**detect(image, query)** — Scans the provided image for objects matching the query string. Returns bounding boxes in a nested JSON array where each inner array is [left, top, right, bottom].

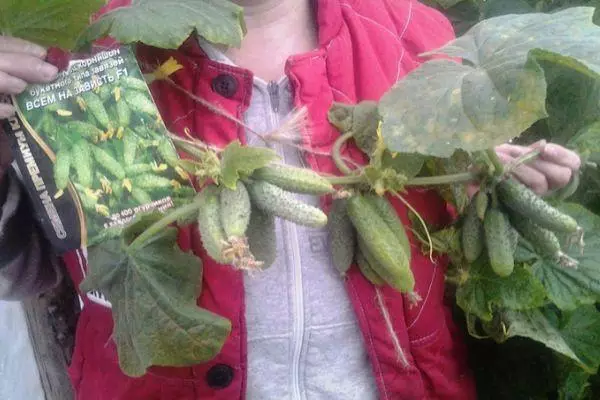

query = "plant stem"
[[487, 148, 504, 176], [129, 200, 202, 250], [503, 148, 541, 176], [405, 172, 478, 186], [326, 175, 365, 185], [332, 131, 356, 175]]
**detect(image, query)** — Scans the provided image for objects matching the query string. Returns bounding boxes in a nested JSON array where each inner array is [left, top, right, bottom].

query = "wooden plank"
[[22, 277, 80, 400]]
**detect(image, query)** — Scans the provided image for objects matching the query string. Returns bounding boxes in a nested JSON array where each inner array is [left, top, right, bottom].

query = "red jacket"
[[63, 0, 477, 398]]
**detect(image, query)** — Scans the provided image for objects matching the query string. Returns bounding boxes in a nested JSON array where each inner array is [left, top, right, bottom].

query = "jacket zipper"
[[267, 80, 304, 400]]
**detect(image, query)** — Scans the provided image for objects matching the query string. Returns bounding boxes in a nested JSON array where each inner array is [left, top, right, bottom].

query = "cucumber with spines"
[[497, 179, 579, 233], [484, 208, 515, 277], [328, 198, 356, 276], [247, 180, 327, 228]]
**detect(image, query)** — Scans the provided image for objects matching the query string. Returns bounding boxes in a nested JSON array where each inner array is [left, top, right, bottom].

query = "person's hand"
[[495, 140, 581, 195], [0, 36, 58, 119]]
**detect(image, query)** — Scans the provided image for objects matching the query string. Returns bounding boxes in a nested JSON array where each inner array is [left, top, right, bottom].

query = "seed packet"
[[1, 46, 194, 253]]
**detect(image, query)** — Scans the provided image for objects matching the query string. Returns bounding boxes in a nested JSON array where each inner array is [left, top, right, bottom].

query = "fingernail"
[[40, 63, 58, 81], [544, 143, 559, 158], [532, 139, 547, 149]]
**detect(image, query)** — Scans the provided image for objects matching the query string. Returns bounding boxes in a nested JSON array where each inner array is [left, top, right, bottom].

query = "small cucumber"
[[64, 121, 103, 142], [364, 194, 411, 259], [196, 186, 229, 264], [497, 179, 579, 233], [132, 174, 173, 189], [247, 180, 328, 228], [125, 163, 155, 176], [124, 90, 157, 115], [53, 147, 72, 191], [246, 206, 277, 269], [220, 181, 251, 239], [484, 208, 515, 277], [92, 146, 126, 179], [71, 140, 93, 188], [121, 76, 149, 92], [252, 164, 334, 195], [347, 195, 414, 293], [462, 200, 485, 263], [356, 244, 385, 286], [475, 190, 489, 221], [131, 187, 152, 205], [123, 128, 138, 166], [328, 198, 356, 276], [157, 138, 180, 168], [81, 92, 112, 130], [116, 99, 132, 127], [509, 215, 561, 259]]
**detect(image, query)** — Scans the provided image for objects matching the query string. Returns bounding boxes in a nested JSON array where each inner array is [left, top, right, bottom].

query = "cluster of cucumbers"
[[462, 177, 582, 276], [329, 193, 417, 299], [196, 163, 334, 269], [38, 75, 192, 216]]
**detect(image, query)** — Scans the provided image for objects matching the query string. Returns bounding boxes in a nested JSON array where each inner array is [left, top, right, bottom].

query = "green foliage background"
[[421, 1, 600, 398]]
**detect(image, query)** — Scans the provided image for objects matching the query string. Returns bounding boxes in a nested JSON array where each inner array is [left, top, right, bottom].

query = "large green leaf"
[[0, 0, 103, 49], [560, 306, 600, 374], [456, 258, 546, 321], [80, 213, 231, 377], [530, 203, 600, 310], [501, 309, 582, 365], [76, 0, 246, 50], [497, 305, 600, 374], [542, 57, 600, 147], [380, 7, 600, 157]]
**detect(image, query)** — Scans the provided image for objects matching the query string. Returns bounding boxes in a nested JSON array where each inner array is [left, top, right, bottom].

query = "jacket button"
[[211, 74, 238, 98], [206, 364, 234, 389]]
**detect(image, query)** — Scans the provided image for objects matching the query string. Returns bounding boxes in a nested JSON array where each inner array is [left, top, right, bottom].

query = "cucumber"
[[71, 140, 93, 188], [132, 174, 173, 189], [92, 146, 126, 180], [220, 181, 251, 239], [247, 180, 328, 228], [497, 179, 579, 233], [462, 200, 485, 263], [196, 186, 229, 264], [364, 194, 411, 259], [328, 198, 356, 276], [124, 90, 157, 115], [123, 129, 138, 167], [252, 164, 334, 195], [81, 92, 112, 130], [53, 147, 72, 191], [347, 195, 414, 293], [355, 244, 385, 286], [484, 208, 515, 277], [509, 215, 561, 259], [475, 190, 489, 221], [246, 206, 277, 269]]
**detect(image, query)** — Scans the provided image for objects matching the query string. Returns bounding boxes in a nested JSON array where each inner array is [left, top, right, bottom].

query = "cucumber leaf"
[[560, 306, 600, 374], [495, 305, 600, 374], [0, 0, 103, 49], [456, 258, 546, 321], [219, 140, 279, 190], [379, 7, 600, 157], [76, 0, 246, 50], [80, 213, 231, 377], [530, 203, 600, 310], [498, 309, 582, 368]]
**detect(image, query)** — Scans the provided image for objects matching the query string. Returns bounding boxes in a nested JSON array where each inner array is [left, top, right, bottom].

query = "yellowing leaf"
[[80, 213, 231, 377], [379, 7, 600, 157]]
